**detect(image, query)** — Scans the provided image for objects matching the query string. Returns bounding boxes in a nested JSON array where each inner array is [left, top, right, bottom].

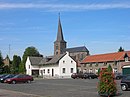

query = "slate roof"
[[46, 53, 66, 64], [81, 51, 130, 63], [28, 53, 66, 65], [65, 46, 89, 53], [55, 16, 66, 43], [29, 57, 43, 65]]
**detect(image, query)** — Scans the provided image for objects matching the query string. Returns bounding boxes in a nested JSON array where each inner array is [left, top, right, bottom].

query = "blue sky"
[[0, 0, 130, 59]]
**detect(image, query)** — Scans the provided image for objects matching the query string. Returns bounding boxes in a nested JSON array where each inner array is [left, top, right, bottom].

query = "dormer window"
[[125, 57, 129, 62]]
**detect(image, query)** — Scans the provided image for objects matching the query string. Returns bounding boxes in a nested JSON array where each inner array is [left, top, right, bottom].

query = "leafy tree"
[[108, 64, 113, 72], [0, 51, 4, 67], [3, 65, 10, 73], [22, 46, 42, 73], [118, 46, 124, 52], [11, 55, 21, 74], [19, 61, 25, 74], [0, 51, 4, 73]]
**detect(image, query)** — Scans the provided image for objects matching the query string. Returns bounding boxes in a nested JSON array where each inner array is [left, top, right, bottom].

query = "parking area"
[[0, 78, 130, 97]]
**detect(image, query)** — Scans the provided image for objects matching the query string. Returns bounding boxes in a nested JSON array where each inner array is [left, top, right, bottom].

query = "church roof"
[[55, 15, 66, 42], [65, 46, 89, 53]]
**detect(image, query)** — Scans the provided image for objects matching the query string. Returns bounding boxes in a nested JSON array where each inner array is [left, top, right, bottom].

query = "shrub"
[[98, 67, 117, 97]]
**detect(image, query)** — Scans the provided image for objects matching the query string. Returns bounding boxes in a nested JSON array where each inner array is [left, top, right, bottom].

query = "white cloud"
[[0, 2, 130, 11]]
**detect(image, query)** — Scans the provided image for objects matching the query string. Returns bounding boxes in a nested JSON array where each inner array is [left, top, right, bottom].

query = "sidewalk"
[[0, 89, 41, 97]]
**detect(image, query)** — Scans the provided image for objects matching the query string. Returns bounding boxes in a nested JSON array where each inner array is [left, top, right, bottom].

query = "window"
[[63, 68, 65, 73], [125, 57, 129, 62], [43, 69, 45, 73], [48, 69, 50, 73], [89, 63, 92, 67], [95, 63, 98, 67], [71, 68, 73, 73], [29, 65, 30, 69], [104, 62, 107, 66], [71, 60, 73, 63], [63, 60, 65, 63]]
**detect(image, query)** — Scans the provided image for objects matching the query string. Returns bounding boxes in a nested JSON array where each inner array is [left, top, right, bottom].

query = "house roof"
[[29, 57, 43, 65], [81, 51, 130, 63], [46, 53, 66, 64], [28, 53, 66, 65], [65, 46, 89, 53]]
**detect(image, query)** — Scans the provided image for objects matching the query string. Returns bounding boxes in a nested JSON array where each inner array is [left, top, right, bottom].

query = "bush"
[[98, 67, 117, 97]]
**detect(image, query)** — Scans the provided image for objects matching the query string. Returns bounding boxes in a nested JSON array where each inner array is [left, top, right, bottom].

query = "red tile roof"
[[81, 51, 130, 63]]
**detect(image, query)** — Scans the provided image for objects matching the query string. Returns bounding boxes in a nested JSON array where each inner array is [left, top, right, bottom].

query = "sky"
[[0, 0, 130, 60]]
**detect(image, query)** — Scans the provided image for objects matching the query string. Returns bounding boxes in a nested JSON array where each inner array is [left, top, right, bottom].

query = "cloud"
[[0, 2, 130, 11]]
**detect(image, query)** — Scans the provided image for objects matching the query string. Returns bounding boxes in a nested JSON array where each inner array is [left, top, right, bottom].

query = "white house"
[[25, 52, 77, 78]]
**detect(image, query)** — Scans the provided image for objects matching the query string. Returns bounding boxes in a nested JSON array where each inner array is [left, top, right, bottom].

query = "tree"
[[11, 55, 21, 74], [0, 51, 4, 67], [118, 46, 124, 52], [108, 64, 112, 72], [22, 46, 42, 73], [98, 67, 117, 97], [0, 51, 4, 73]]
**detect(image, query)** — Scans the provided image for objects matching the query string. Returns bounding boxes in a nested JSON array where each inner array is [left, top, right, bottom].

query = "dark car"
[[71, 73, 87, 79], [0, 74, 7, 78], [4, 74, 34, 84], [114, 73, 123, 80], [120, 75, 130, 91], [0, 74, 16, 83], [86, 73, 98, 79]]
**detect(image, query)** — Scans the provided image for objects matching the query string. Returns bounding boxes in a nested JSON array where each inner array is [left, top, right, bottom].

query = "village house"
[[81, 51, 130, 74], [26, 52, 76, 78]]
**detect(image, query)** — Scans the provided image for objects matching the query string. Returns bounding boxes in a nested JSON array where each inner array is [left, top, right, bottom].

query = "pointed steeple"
[[56, 13, 65, 42], [54, 13, 67, 55]]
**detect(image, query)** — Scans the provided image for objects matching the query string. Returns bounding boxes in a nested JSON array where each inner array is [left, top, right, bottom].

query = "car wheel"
[[121, 85, 127, 91], [116, 77, 119, 80], [12, 80, 16, 84], [27, 80, 31, 83]]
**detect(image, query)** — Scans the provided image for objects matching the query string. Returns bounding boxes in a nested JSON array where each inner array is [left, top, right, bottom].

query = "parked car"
[[86, 73, 98, 79], [71, 72, 98, 79], [0, 74, 16, 83], [114, 73, 123, 80], [71, 73, 84, 79], [120, 75, 130, 91], [4, 74, 34, 84], [0, 74, 7, 78]]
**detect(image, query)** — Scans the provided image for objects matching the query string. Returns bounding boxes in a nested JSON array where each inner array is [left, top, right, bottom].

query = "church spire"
[[56, 13, 65, 42], [54, 13, 67, 55]]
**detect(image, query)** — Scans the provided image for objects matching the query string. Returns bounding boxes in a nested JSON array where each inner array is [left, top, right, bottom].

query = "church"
[[25, 16, 89, 78]]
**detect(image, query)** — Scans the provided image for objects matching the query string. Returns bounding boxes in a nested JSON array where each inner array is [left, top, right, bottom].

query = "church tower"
[[54, 14, 67, 55]]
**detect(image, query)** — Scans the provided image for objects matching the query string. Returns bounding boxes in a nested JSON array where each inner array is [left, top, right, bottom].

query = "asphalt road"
[[0, 78, 130, 97]]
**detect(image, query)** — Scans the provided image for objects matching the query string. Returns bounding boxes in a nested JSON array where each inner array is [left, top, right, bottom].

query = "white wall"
[[59, 52, 77, 78], [25, 57, 32, 75]]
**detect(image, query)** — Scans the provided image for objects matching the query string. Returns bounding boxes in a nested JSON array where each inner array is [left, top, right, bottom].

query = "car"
[[71, 73, 84, 79], [114, 73, 123, 80], [0, 74, 7, 78], [0, 74, 16, 83], [4, 74, 34, 84], [71, 72, 98, 79], [86, 73, 98, 79], [120, 75, 130, 91]]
